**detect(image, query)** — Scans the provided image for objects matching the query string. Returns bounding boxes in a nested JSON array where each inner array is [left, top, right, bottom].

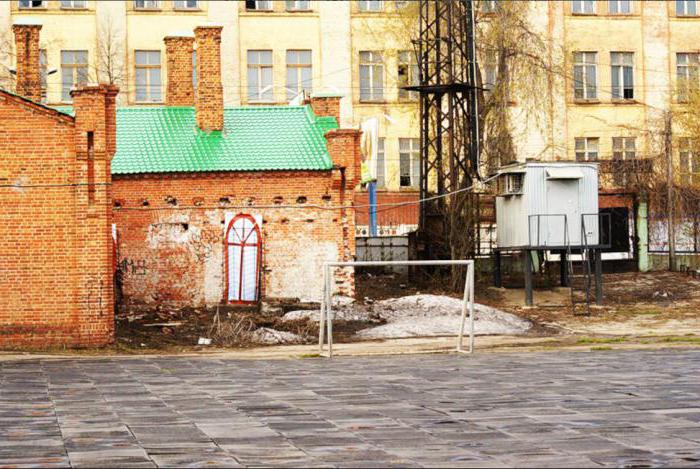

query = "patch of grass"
[[658, 336, 700, 344], [299, 353, 321, 359], [576, 336, 628, 345], [590, 346, 613, 351]]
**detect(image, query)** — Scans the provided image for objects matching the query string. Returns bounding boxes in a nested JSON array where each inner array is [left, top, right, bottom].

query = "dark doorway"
[[600, 207, 630, 253]]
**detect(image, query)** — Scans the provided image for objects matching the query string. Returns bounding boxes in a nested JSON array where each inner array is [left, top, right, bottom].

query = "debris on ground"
[[250, 327, 304, 345]]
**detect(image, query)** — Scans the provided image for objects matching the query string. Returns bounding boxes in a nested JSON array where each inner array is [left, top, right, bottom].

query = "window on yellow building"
[[360, 51, 384, 102], [61, 0, 87, 8], [358, 1, 383, 12], [376, 137, 386, 187], [398, 51, 419, 101], [247, 50, 273, 102], [61, 50, 88, 103], [135, 51, 162, 103], [134, 0, 159, 9], [679, 138, 700, 185], [676, 0, 698, 16], [677, 53, 699, 102], [571, 0, 595, 14], [573, 52, 597, 100], [481, 0, 497, 13], [611, 52, 634, 100], [286, 0, 310, 10], [575, 137, 599, 161], [399, 138, 420, 187], [286, 50, 312, 100], [608, 0, 631, 14], [246, 0, 272, 10], [612, 137, 636, 160], [18, 0, 45, 8], [174, 0, 198, 9]]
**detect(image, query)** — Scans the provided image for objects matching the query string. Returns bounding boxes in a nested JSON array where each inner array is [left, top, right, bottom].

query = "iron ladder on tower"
[[566, 216, 593, 316]]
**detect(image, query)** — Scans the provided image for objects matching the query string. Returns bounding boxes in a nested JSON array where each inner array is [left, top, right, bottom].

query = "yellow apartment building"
[[2, 0, 699, 260]]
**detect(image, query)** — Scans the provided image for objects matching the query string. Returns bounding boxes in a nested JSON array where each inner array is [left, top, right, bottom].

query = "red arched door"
[[225, 214, 261, 303]]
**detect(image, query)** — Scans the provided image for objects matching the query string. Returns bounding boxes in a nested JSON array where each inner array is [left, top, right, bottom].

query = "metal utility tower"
[[407, 0, 481, 262]]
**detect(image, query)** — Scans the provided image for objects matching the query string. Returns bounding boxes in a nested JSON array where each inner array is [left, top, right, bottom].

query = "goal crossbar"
[[319, 260, 475, 358]]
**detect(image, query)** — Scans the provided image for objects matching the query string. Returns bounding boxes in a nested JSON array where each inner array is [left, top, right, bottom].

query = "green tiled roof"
[[53, 105, 339, 175]]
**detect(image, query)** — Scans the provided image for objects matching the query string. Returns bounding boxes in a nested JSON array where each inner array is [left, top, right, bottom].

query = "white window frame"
[[247, 50, 273, 102], [676, 0, 698, 16], [173, 0, 199, 10], [612, 137, 636, 160], [481, 0, 497, 13], [134, 50, 162, 103], [286, 50, 312, 100], [398, 50, 419, 101], [133, 0, 159, 9], [611, 52, 634, 100], [246, 0, 272, 10], [61, 0, 87, 8], [358, 0, 383, 12], [18, 0, 45, 8], [286, 0, 310, 11], [680, 138, 700, 185], [360, 51, 384, 102], [573, 51, 597, 100], [575, 137, 599, 161], [61, 50, 88, 103], [571, 0, 595, 14], [677, 53, 699, 102], [608, 0, 631, 14], [399, 138, 420, 188]]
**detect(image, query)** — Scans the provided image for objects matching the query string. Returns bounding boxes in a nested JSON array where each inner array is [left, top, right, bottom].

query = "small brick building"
[[0, 23, 117, 347], [111, 25, 360, 307]]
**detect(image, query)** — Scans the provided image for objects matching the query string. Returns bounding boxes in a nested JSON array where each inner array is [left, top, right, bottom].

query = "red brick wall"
[[354, 191, 420, 227], [0, 88, 115, 348], [112, 170, 356, 306], [165, 35, 195, 107], [194, 25, 223, 132], [12, 23, 42, 102]]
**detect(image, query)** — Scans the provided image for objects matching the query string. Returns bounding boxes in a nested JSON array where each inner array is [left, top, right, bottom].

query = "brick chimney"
[[308, 94, 342, 123], [164, 32, 195, 107], [194, 24, 223, 132], [12, 21, 42, 102], [71, 84, 120, 162]]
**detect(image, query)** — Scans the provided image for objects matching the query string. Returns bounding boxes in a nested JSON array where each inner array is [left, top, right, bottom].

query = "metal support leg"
[[560, 250, 568, 287], [524, 250, 533, 306], [493, 250, 502, 288], [594, 249, 603, 305]]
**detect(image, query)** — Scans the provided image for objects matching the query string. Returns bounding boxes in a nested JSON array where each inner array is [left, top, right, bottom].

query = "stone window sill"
[[574, 98, 600, 105], [611, 98, 637, 104]]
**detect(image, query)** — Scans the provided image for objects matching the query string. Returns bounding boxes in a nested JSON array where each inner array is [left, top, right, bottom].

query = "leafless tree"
[[93, 15, 125, 86]]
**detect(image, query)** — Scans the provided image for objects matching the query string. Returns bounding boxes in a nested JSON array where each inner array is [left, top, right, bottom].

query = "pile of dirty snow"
[[250, 328, 304, 345], [281, 294, 531, 339]]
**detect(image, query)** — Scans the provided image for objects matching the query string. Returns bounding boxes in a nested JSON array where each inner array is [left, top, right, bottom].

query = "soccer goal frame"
[[319, 260, 475, 358]]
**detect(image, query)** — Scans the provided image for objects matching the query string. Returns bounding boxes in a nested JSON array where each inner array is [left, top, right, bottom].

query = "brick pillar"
[[12, 21, 42, 102], [71, 84, 117, 345], [164, 34, 195, 106], [194, 24, 223, 132], [309, 94, 342, 123]]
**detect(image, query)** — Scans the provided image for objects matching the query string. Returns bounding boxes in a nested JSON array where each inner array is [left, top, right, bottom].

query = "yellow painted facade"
[[2, 1, 700, 191]]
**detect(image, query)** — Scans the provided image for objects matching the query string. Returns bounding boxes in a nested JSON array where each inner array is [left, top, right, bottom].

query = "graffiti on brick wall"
[[148, 221, 220, 262], [117, 258, 148, 276], [188, 227, 220, 261]]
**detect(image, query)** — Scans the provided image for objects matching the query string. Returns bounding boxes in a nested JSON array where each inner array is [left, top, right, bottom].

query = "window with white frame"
[[376, 137, 386, 187], [286, 0, 310, 10], [61, 50, 88, 102], [134, 50, 162, 102], [676, 0, 698, 16], [575, 137, 599, 161], [360, 51, 384, 101], [246, 0, 272, 10], [286, 50, 312, 100], [134, 0, 159, 9], [398, 51, 419, 100], [358, 0, 383, 12], [173, 0, 198, 9], [399, 138, 420, 187], [611, 52, 634, 99], [482, 51, 498, 92], [573, 51, 597, 99], [481, 0, 497, 13], [39, 49, 47, 103], [677, 53, 699, 102], [61, 0, 87, 8], [679, 138, 700, 185], [608, 0, 631, 14], [612, 137, 636, 159], [395, 1, 409, 9], [247, 50, 273, 102], [18, 0, 44, 8], [571, 0, 595, 14]]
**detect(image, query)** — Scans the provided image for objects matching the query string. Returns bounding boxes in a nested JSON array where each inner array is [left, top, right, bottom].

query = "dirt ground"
[[106, 270, 700, 353]]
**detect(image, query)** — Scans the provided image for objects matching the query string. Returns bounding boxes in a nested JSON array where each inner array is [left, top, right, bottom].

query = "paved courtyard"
[[1, 350, 699, 468]]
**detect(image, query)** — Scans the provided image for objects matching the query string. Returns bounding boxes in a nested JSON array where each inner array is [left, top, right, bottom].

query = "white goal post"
[[319, 260, 475, 358]]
